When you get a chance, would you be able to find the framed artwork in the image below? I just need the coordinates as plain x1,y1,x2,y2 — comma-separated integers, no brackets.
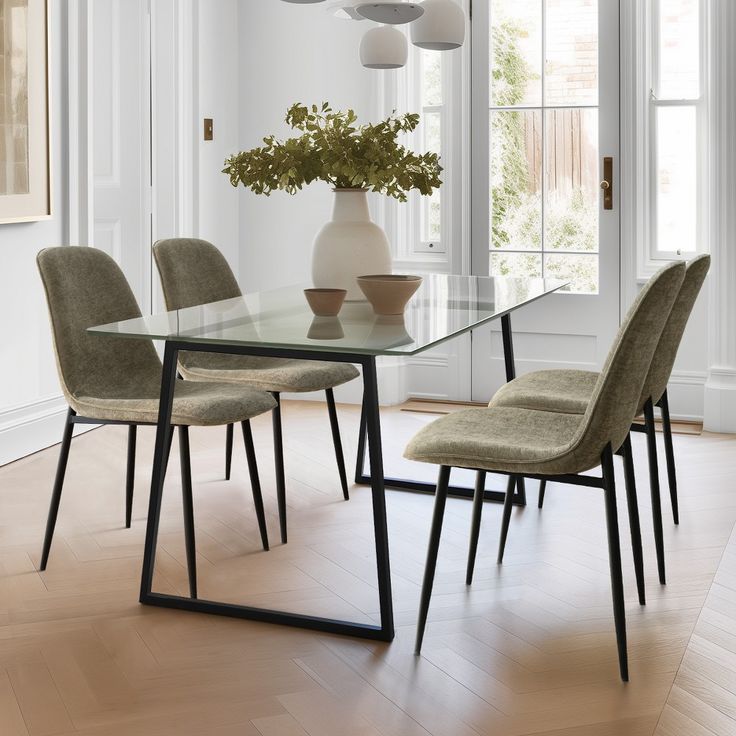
0,0,50,224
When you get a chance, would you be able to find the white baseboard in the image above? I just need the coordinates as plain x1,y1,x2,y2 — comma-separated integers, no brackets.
0,395,70,466
704,369,736,432
667,370,707,423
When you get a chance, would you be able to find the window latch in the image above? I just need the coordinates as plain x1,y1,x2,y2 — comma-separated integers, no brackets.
600,157,614,211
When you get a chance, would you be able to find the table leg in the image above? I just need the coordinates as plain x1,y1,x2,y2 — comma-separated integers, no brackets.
139,345,394,641
501,314,527,506
354,395,368,485
139,341,179,600
362,357,394,639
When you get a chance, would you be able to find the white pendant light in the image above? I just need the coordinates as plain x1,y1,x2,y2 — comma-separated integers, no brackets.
410,0,465,50
281,1,326,4
360,25,408,69
356,1,424,25
326,1,368,20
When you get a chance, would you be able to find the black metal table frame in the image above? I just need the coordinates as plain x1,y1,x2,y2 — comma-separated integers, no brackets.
139,313,525,642
353,314,527,506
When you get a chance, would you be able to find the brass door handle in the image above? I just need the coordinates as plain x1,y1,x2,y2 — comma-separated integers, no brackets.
602,157,613,210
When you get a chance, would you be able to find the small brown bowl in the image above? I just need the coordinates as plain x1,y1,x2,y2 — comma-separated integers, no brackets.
357,274,423,315
304,288,347,317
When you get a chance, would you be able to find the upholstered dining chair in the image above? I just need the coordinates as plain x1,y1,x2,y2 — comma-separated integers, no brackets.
37,247,277,598
484,254,710,586
153,238,360,544
405,261,686,681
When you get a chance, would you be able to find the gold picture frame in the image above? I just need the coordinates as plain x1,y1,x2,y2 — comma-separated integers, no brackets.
0,0,50,224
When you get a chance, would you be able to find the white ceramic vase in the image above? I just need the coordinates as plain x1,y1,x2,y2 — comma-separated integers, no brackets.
311,188,392,300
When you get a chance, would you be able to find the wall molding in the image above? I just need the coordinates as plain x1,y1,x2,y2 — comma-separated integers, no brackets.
0,397,67,466
704,0,736,432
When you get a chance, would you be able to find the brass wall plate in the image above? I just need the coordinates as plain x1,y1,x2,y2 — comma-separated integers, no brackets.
203,118,214,141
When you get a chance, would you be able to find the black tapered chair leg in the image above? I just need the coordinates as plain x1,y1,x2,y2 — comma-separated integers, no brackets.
39,408,75,571
601,444,629,682
415,465,451,655
497,475,517,564
178,426,197,599
272,393,288,544
466,471,488,585
644,398,666,584
621,434,646,606
241,420,270,551
516,477,527,506
538,480,547,509
658,390,679,525
125,425,137,529
225,423,234,481
325,388,350,501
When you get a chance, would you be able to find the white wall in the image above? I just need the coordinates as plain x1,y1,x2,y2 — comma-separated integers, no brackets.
237,3,377,294
0,3,71,464
235,4,393,404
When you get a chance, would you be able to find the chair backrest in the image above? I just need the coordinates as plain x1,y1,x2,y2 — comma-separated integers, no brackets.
37,247,161,402
153,238,242,311
567,261,686,469
638,254,710,408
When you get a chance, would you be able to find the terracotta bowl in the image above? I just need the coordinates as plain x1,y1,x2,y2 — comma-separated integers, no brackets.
357,274,423,316
304,288,347,317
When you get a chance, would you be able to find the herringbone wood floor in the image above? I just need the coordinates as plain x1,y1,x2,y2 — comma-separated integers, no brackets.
0,401,735,735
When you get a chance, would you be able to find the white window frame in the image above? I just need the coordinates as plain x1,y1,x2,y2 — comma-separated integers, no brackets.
648,0,708,262
623,0,710,286
377,21,470,276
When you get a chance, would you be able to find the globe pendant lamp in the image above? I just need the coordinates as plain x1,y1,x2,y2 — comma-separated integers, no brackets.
356,0,424,25
410,0,465,50
360,25,408,69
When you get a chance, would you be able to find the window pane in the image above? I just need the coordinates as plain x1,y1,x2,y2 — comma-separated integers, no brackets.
490,0,542,107
656,106,697,254
491,251,543,278
424,111,441,155
423,191,441,242
422,111,441,242
544,108,598,252
658,0,699,99
545,0,598,107
491,109,542,250
544,253,598,293
422,50,442,106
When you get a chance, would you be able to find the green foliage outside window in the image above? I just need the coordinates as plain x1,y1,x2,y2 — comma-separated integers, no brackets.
492,16,598,293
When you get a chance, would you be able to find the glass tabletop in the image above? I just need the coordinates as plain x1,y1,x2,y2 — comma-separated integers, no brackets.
89,274,567,357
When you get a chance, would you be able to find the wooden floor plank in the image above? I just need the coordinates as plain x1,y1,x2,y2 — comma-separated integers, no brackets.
0,401,735,735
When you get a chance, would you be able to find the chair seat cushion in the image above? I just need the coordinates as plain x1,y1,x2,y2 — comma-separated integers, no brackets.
404,406,594,476
71,380,276,427
179,353,360,393
489,369,599,414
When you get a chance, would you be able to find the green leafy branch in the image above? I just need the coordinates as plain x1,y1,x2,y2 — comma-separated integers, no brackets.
223,102,443,202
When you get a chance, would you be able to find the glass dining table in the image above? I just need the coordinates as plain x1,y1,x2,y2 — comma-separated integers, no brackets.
89,273,566,642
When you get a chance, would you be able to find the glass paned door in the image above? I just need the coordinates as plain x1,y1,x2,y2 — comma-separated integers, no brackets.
471,0,620,401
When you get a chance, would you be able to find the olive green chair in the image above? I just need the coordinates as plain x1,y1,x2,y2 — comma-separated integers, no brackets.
153,238,360,545
37,247,277,597
404,261,686,681
487,254,710,585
